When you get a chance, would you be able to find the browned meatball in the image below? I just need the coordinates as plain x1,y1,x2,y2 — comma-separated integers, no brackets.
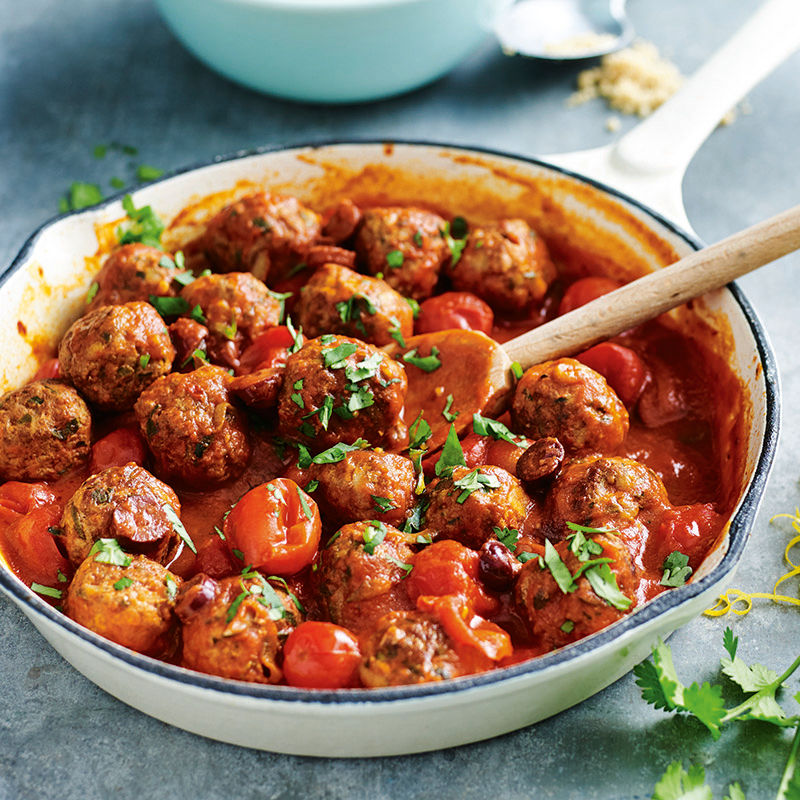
512,358,629,455
424,465,531,550
315,521,415,633
179,272,283,369
295,263,414,346
515,532,636,650
65,554,181,656
0,380,91,481
448,219,556,315
58,302,175,411
544,456,670,555
308,449,415,528
88,243,178,310
134,365,251,487
359,611,474,687
61,463,183,566
277,335,407,450
355,207,449,300
188,192,321,282
178,572,301,683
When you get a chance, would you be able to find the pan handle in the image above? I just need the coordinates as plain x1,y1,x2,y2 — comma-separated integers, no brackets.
614,0,800,176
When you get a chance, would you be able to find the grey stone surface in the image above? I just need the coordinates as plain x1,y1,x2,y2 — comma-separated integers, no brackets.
1,0,799,797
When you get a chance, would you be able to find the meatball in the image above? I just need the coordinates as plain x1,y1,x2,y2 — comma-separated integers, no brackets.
424,465,531,550
0,379,91,481
295,263,413,346
178,572,301,683
544,456,670,553
61,463,183,566
447,219,556,315
188,192,321,282
134,365,251,486
515,532,636,650
277,335,407,450
88,243,177,310
307,449,416,528
315,521,415,633
58,301,175,411
360,611,475,687
179,272,283,369
65,554,181,656
512,358,629,455
355,207,449,300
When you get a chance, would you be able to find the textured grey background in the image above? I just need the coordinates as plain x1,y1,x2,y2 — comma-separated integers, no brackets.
2,0,800,797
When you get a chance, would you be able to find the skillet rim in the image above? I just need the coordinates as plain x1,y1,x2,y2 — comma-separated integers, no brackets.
0,138,781,705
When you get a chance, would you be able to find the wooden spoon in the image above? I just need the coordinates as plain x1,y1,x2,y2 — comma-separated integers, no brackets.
397,204,800,449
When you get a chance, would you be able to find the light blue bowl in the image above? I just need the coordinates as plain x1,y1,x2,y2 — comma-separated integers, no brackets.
153,0,514,104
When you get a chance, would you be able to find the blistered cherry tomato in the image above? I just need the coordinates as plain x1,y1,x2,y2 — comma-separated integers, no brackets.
33,358,61,380
416,292,494,335
283,621,362,689
577,342,650,407
558,277,622,316
90,426,147,473
239,326,295,373
653,503,722,569
223,478,321,575
407,540,498,616
2,505,69,585
0,481,57,525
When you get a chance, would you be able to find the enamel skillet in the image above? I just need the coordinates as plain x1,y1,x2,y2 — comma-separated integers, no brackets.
0,1,797,758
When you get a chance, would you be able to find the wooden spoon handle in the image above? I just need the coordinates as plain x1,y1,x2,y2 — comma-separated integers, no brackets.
503,204,800,369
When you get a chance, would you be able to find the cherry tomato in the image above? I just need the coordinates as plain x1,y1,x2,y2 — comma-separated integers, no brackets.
416,292,494,335
90,426,147,473
192,535,238,579
239,326,295,373
558,277,622,316
33,358,61,380
652,503,722,569
2,505,70,586
637,367,687,427
0,481,57,526
485,437,530,475
223,478,321,575
407,540,498,616
577,342,650,407
416,594,512,662
283,621,362,689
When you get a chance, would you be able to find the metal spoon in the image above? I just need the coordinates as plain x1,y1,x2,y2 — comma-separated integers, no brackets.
495,0,633,60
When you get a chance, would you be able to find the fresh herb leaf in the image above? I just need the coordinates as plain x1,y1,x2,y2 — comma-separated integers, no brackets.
164,575,178,601
190,304,206,324
323,341,358,369
453,468,501,504
386,557,413,577
163,503,196,554
139,353,151,368
416,532,433,545
372,495,396,514
408,413,433,450
346,352,384,383
472,412,521,444
723,628,738,661
305,439,370,467
442,394,459,422
86,281,99,303
544,539,576,594
318,395,334,429
435,424,466,478
661,550,693,587
68,182,103,210
493,526,520,550
31,583,63,599
413,231,423,247
89,538,131,567
232,548,244,561
386,250,404,269
441,219,468,266
267,575,305,614
304,479,319,493
404,297,421,318
511,361,524,380
560,620,574,634
346,386,374,413
117,194,164,248
286,316,304,353
136,164,164,182
149,295,190,318
652,762,713,800
362,521,387,555
296,486,314,521
113,577,134,591
585,563,632,611
402,346,442,373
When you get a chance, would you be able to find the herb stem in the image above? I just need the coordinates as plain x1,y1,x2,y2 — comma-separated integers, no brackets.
776,723,800,800
721,652,800,724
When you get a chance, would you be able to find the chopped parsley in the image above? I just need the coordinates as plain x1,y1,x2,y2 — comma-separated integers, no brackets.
53,418,79,441
404,297,421,318
266,289,293,322
136,164,164,182
453,468,501,504
372,495,396,514
323,341,358,369
226,570,287,623
386,557,413,577
345,352,384,383
402,346,442,373
89,538,131,567
408,413,433,450
415,532,433,545
31,583,63,599
346,387,374,412
117,193,165,248
267,575,305,614
441,218,469,266
510,361,524,380
544,539,576,594
362,521,387,555
286,316,304,353
413,230,423,247
163,503,196,554
165,575,178,601
560,620,575,634
189,304,206,324
290,379,304,409
304,479,319,493
296,486,314,521
585,563,632,610
172,270,197,287
661,550,693,587
149,295,190,318
441,393,459,422
86,281,99,303
138,353,151,368
435,424,466,478
336,294,377,335
296,439,370,469
63,182,104,212
386,250,404,269
493,526,520,551
113,577,134,591
472,413,521,445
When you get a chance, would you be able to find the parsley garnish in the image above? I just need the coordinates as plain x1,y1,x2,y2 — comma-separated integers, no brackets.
31,583,63,599
585,563,632,610
139,353,151,368
510,361,524,380
226,570,287,623
404,297,420,318
472,412,521,444
661,550,693,587
346,387,374,413
372,495,396,514
86,281,99,303
267,575,305,614
336,294,377,333
408,413,433,450
544,540,576,594
163,503,196,554
453,468,501,504
89,538,131,567
222,318,238,340
441,218,469,266
165,575,178,601
296,439,369,469
113,577,133,591
402,346,442,373
441,393,459,422
386,557,413,577
416,532,433,545
386,250,404,269
435,424,466,478
266,289,293,323
493,526,520,550
189,304,206,324
323,341,358,369
117,194,165,248
63,182,103,212
290,379,304,409
413,231,423,247
149,295,190,318
286,316,304,353
136,164,164,182
296,486,314,521
362,521,387,555
560,620,575,634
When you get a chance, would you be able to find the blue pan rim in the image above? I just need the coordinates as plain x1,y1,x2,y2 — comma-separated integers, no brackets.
0,138,781,706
